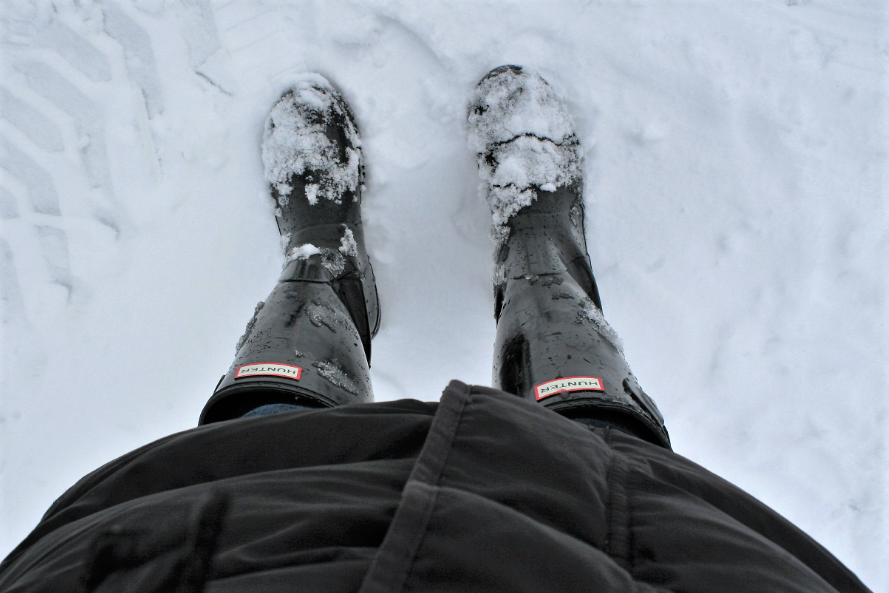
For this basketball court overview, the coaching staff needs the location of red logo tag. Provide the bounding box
[535,376,604,401]
[235,363,302,381]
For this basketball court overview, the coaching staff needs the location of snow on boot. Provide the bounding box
[468,65,669,447]
[200,75,380,424]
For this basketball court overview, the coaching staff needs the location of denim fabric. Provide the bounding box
[241,403,310,418]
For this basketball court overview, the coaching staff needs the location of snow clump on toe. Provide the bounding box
[286,243,322,262]
[338,226,359,257]
[262,74,361,205]
[468,66,583,243]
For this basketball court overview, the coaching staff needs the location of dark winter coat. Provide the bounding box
[0,381,870,592]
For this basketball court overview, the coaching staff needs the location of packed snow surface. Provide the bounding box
[468,68,583,242]
[261,75,361,204]
[0,1,886,589]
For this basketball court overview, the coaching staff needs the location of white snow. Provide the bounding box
[468,68,584,242]
[0,1,885,589]
[285,243,321,262]
[467,68,576,148]
[578,296,625,356]
[339,227,358,257]
[305,183,319,205]
[261,75,361,204]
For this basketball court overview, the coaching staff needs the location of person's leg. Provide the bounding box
[468,66,670,448]
[200,75,380,424]
[240,403,309,418]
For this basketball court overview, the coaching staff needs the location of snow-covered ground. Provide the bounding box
[1,0,885,588]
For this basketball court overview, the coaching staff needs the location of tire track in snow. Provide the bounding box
[0,86,65,153]
[1,1,177,318]
[0,238,29,326]
[102,2,165,117]
[0,136,61,216]
[0,237,47,378]
[19,62,113,195]
[179,0,233,95]
[41,20,113,83]
[34,225,76,300]
[0,137,78,302]
[0,11,124,316]
[0,16,112,84]
[180,0,221,68]
[0,187,20,219]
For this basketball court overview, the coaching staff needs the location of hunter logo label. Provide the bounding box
[535,376,604,401]
[235,363,302,381]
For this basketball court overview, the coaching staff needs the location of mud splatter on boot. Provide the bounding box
[313,359,359,395]
[235,301,265,354]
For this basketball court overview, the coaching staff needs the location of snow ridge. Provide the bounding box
[261,74,361,205]
[468,67,583,243]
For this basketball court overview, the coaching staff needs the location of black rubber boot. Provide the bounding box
[469,65,670,448]
[200,76,380,424]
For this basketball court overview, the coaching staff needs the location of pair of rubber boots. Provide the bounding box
[200,67,670,449]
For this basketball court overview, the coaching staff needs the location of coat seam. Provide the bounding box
[604,428,634,574]
[406,381,472,486]
[357,380,473,593]
[626,461,637,575]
